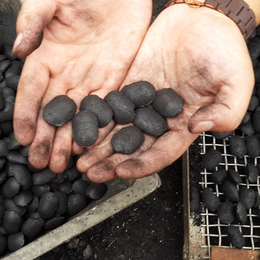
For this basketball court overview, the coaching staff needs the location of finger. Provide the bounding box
[13,58,49,146]
[13,0,56,58]
[76,124,127,173]
[115,130,199,179]
[49,121,73,173]
[86,134,157,183]
[188,83,254,134]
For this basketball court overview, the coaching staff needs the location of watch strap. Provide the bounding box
[165,0,256,40]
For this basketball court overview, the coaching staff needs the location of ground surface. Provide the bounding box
[40,1,185,260]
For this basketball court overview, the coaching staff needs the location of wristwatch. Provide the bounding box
[165,0,256,40]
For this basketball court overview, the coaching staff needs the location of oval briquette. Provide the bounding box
[8,232,24,252]
[133,107,167,136]
[67,193,87,216]
[10,164,32,189]
[38,192,59,219]
[44,216,66,231]
[245,163,259,183]
[43,95,77,127]
[235,201,248,224]
[201,149,223,171]
[218,201,235,224]
[80,95,113,127]
[72,179,89,196]
[13,190,33,207]
[202,188,220,212]
[85,183,108,200]
[32,168,56,185]
[229,135,247,158]
[239,187,256,209]
[2,177,20,198]
[104,91,135,124]
[152,88,183,117]
[72,110,99,147]
[221,179,239,202]
[211,169,228,184]
[31,184,50,197]
[121,81,156,108]
[6,151,28,164]
[245,135,260,158]
[111,125,145,154]
[227,226,245,249]
[3,210,21,234]
[21,217,45,238]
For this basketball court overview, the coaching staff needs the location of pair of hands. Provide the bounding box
[13,0,254,183]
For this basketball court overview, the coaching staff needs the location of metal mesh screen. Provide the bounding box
[198,132,260,259]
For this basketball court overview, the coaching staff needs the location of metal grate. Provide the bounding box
[198,132,260,259]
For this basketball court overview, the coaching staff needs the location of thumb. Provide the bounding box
[188,87,253,134]
[13,0,56,58]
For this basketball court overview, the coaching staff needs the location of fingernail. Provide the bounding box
[13,33,23,51]
[190,121,214,134]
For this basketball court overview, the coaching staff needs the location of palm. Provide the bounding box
[13,0,152,171]
[77,4,255,182]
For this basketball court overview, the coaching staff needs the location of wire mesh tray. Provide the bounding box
[183,132,260,259]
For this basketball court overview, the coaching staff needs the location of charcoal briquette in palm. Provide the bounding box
[43,95,77,127]
[85,183,107,200]
[239,187,256,209]
[201,149,223,171]
[2,177,20,198]
[236,201,247,224]
[27,196,39,213]
[227,226,245,249]
[13,190,33,207]
[80,95,113,127]
[221,179,239,202]
[19,145,29,157]
[7,132,20,150]
[72,179,89,196]
[218,201,235,224]
[32,168,56,185]
[31,184,50,197]
[245,163,259,183]
[3,199,26,217]
[21,217,45,238]
[5,75,19,91]
[245,135,260,158]
[133,107,167,136]
[104,91,135,124]
[51,171,66,184]
[152,88,183,117]
[111,125,145,154]
[0,101,14,123]
[254,191,260,208]
[67,193,87,216]
[72,110,99,147]
[229,135,247,158]
[10,164,32,189]
[228,169,242,184]
[190,187,200,212]
[44,216,66,231]
[0,234,7,255]
[0,60,11,73]
[239,120,255,135]
[121,81,156,108]
[211,169,228,184]
[54,192,68,216]
[211,131,234,140]
[202,188,220,211]
[0,139,9,157]
[66,166,81,181]
[58,179,72,194]
[38,192,59,219]
[1,121,13,136]
[8,232,24,252]
[3,211,21,234]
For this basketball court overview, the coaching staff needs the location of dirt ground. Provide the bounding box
[40,1,185,260]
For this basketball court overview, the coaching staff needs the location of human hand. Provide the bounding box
[77,4,255,183]
[12,0,152,172]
